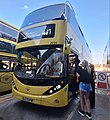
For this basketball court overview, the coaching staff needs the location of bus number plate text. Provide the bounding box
[23,97,33,102]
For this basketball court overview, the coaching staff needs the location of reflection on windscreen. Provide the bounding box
[0,23,18,42]
[15,48,64,79]
[18,24,55,42]
[21,4,65,28]
[0,41,16,54]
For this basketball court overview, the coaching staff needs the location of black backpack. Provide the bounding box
[80,69,92,83]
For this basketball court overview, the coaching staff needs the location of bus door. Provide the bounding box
[68,54,79,99]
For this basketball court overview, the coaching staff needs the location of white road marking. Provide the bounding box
[67,98,79,120]
[0,93,13,104]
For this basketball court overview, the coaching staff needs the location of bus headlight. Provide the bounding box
[49,90,53,94]
[43,82,66,95]
[56,85,61,89]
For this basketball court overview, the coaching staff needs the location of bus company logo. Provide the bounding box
[25,86,31,92]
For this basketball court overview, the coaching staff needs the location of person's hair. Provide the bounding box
[90,64,95,71]
[86,66,91,74]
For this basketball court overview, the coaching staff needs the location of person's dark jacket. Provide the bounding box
[75,66,92,83]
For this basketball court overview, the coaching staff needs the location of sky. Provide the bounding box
[0,0,109,64]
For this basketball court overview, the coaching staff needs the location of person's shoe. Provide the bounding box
[86,112,92,119]
[78,109,85,116]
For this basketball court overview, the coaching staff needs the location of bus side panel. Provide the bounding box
[66,21,92,63]
[67,22,83,59]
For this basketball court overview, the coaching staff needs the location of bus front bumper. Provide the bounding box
[12,85,68,107]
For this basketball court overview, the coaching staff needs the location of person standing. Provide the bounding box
[89,64,96,109]
[74,59,92,120]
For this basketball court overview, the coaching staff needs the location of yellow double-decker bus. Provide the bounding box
[102,38,110,71]
[102,38,110,86]
[0,20,19,94]
[12,2,92,107]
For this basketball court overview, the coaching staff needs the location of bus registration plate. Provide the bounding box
[23,97,33,102]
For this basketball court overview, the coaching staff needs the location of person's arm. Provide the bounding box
[73,59,82,75]
[93,71,96,80]
[75,66,82,75]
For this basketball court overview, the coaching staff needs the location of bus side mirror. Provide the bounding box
[62,13,67,21]
[63,43,71,54]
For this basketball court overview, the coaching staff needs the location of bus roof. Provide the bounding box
[0,19,19,31]
[21,4,66,28]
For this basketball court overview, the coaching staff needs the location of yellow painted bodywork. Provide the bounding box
[0,38,16,45]
[0,72,13,92]
[16,20,66,50]
[12,74,68,107]
[63,43,71,54]
[0,52,17,58]
[0,52,17,93]
[13,20,69,107]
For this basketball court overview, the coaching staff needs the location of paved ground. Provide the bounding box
[0,96,79,120]
[71,94,110,120]
[0,89,109,120]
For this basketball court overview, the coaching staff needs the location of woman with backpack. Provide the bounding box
[74,59,92,119]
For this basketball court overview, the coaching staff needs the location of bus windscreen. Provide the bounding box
[18,24,55,42]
